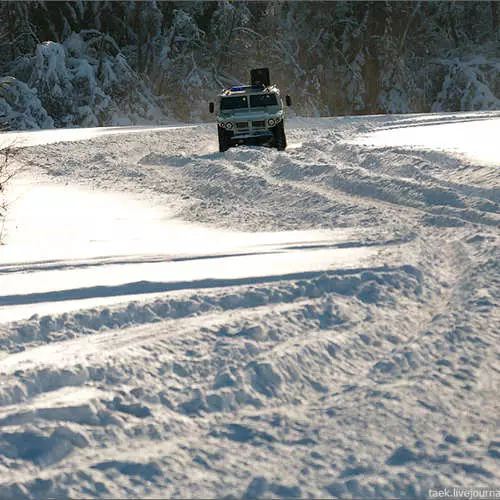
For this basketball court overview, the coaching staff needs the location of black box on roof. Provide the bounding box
[251,68,270,87]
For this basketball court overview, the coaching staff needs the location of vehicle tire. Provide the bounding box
[218,126,231,152]
[273,121,287,151]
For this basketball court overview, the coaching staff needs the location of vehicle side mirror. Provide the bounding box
[209,102,215,113]
[285,95,292,106]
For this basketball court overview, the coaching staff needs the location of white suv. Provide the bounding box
[209,69,291,152]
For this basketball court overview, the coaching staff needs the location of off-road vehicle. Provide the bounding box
[209,68,291,152]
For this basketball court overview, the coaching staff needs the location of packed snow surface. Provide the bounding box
[1,178,374,322]
[353,113,500,166]
[0,111,498,499]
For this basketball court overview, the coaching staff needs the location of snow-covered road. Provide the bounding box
[352,113,500,166]
[0,177,376,323]
[0,111,498,499]
[0,123,196,150]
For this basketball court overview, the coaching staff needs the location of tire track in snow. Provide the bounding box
[0,263,432,497]
[2,115,499,498]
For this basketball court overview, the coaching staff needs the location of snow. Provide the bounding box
[1,190,374,322]
[0,123,193,150]
[0,77,54,130]
[4,34,168,129]
[353,112,500,166]
[1,174,375,323]
[0,112,498,499]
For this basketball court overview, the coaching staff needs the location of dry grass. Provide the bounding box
[0,143,18,244]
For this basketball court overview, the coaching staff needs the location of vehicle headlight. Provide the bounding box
[225,122,233,129]
[267,118,275,126]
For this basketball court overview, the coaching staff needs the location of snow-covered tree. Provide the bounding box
[0,76,53,130]
[7,31,165,128]
[0,0,498,126]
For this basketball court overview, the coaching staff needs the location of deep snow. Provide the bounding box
[0,111,498,499]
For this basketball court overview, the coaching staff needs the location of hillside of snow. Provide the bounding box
[0,112,498,499]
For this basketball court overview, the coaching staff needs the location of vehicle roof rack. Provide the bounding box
[230,84,265,92]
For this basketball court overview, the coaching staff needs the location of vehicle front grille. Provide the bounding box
[252,120,265,128]
[236,122,249,129]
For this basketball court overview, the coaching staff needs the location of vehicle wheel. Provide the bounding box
[218,126,231,152]
[273,121,287,151]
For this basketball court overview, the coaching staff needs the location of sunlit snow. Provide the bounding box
[1,175,374,322]
[354,114,500,166]
[0,124,194,150]
[0,112,498,500]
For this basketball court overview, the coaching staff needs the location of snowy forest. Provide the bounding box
[0,0,499,129]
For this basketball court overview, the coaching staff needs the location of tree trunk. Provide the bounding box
[448,0,459,46]
[492,1,498,36]
[135,1,143,73]
[362,1,388,114]
[6,4,16,61]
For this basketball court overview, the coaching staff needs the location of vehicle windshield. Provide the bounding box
[220,96,248,110]
[250,94,278,107]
